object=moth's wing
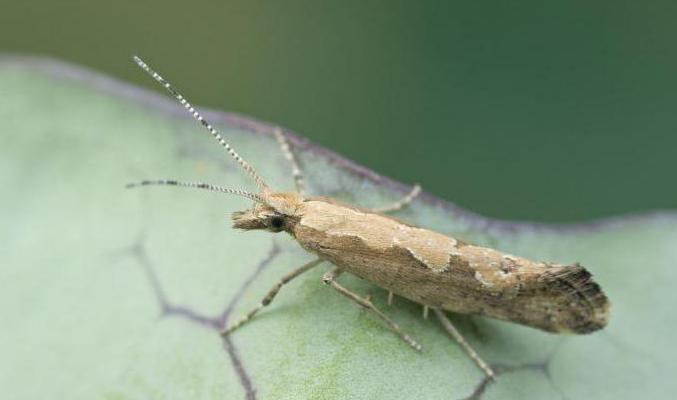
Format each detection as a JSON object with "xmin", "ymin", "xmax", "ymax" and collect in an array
[{"xmin": 507, "ymin": 263, "xmax": 609, "ymax": 333}]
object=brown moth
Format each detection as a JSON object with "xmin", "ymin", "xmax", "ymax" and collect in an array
[{"xmin": 129, "ymin": 56, "xmax": 610, "ymax": 379}]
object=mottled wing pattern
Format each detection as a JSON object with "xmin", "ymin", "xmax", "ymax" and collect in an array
[{"xmin": 294, "ymin": 199, "xmax": 609, "ymax": 333}]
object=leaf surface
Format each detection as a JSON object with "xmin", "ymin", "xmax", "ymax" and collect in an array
[{"xmin": 0, "ymin": 56, "xmax": 675, "ymax": 399}]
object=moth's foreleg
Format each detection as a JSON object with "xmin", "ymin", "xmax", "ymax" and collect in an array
[
  {"xmin": 370, "ymin": 184, "xmax": 421, "ymax": 213},
  {"xmin": 273, "ymin": 127, "xmax": 306, "ymax": 196},
  {"xmin": 433, "ymin": 309, "xmax": 496, "ymax": 380},
  {"xmin": 322, "ymin": 268, "xmax": 423, "ymax": 352},
  {"xmin": 221, "ymin": 258, "xmax": 323, "ymax": 337}
]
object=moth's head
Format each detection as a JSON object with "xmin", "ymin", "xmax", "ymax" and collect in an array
[
  {"xmin": 127, "ymin": 56, "xmax": 307, "ymax": 235},
  {"xmin": 232, "ymin": 191, "xmax": 303, "ymax": 233}
]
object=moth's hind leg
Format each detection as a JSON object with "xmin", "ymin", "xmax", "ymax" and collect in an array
[
  {"xmin": 322, "ymin": 268, "xmax": 423, "ymax": 352},
  {"xmin": 370, "ymin": 184, "xmax": 421, "ymax": 213},
  {"xmin": 221, "ymin": 258, "xmax": 323, "ymax": 336},
  {"xmin": 273, "ymin": 127, "xmax": 306, "ymax": 196},
  {"xmin": 433, "ymin": 308, "xmax": 496, "ymax": 380}
]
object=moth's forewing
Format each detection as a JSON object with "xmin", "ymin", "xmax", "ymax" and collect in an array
[{"xmin": 292, "ymin": 199, "xmax": 608, "ymax": 333}]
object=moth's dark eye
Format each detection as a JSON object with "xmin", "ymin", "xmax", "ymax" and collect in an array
[{"xmin": 270, "ymin": 216, "xmax": 285, "ymax": 230}]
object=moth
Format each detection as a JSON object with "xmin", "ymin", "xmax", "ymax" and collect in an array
[{"xmin": 128, "ymin": 56, "xmax": 610, "ymax": 379}]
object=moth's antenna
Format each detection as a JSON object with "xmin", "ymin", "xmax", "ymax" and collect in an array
[
  {"xmin": 126, "ymin": 179, "xmax": 265, "ymax": 203},
  {"xmin": 132, "ymin": 56, "xmax": 269, "ymax": 192}
]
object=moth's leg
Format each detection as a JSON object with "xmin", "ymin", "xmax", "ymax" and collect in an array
[
  {"xmin": 387, "ymin": 290, "xmax": 395, "ymax": 306},
  {"xmin": 433, "ymin": 308, "xmax": 495, "ymax": 380},
  {"xmin": 322, "ymin": 268, "xmax": 423, "ymax": 352},
  {"xmin": 370, "ymin": 184, "xmax": 421, "ymax": 213},
  {"xmin": 221, "ymin": 258, "xmax": 323, "ymax": 336},
  {"xmin": 422, "ymin": 304, "xmax": 429, "ymax": 320},
  {"xmin": 273, "ymin": 127, "xmax": 306, "ymax": 196}
]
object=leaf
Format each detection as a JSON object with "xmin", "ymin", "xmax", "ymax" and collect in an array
[{"xmin": 1, "ymin": 55, "xmax": 675, "ymax": 400}]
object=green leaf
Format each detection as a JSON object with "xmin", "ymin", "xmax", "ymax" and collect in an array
[{"xmin": 1, "ymin": 55, "xmax": 675, "ymax": 399}]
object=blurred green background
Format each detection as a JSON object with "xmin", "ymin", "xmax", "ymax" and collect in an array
[{"xmin": 2, "ymin": 0, "xmax": 676, "ymax": 221}]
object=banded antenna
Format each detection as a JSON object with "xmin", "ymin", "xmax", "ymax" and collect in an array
[
  {"xmin": 132, "ymin": 56, "xmax": 269, "ymax": 192},
  {"xmin": 126, "ymin": 180, "xmax": 265, "ymax": 203}
]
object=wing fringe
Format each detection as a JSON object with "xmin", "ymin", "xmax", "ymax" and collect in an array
[{"xmin": 539, "ymin": 263, "xmax": 610, "ymax": 333}]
